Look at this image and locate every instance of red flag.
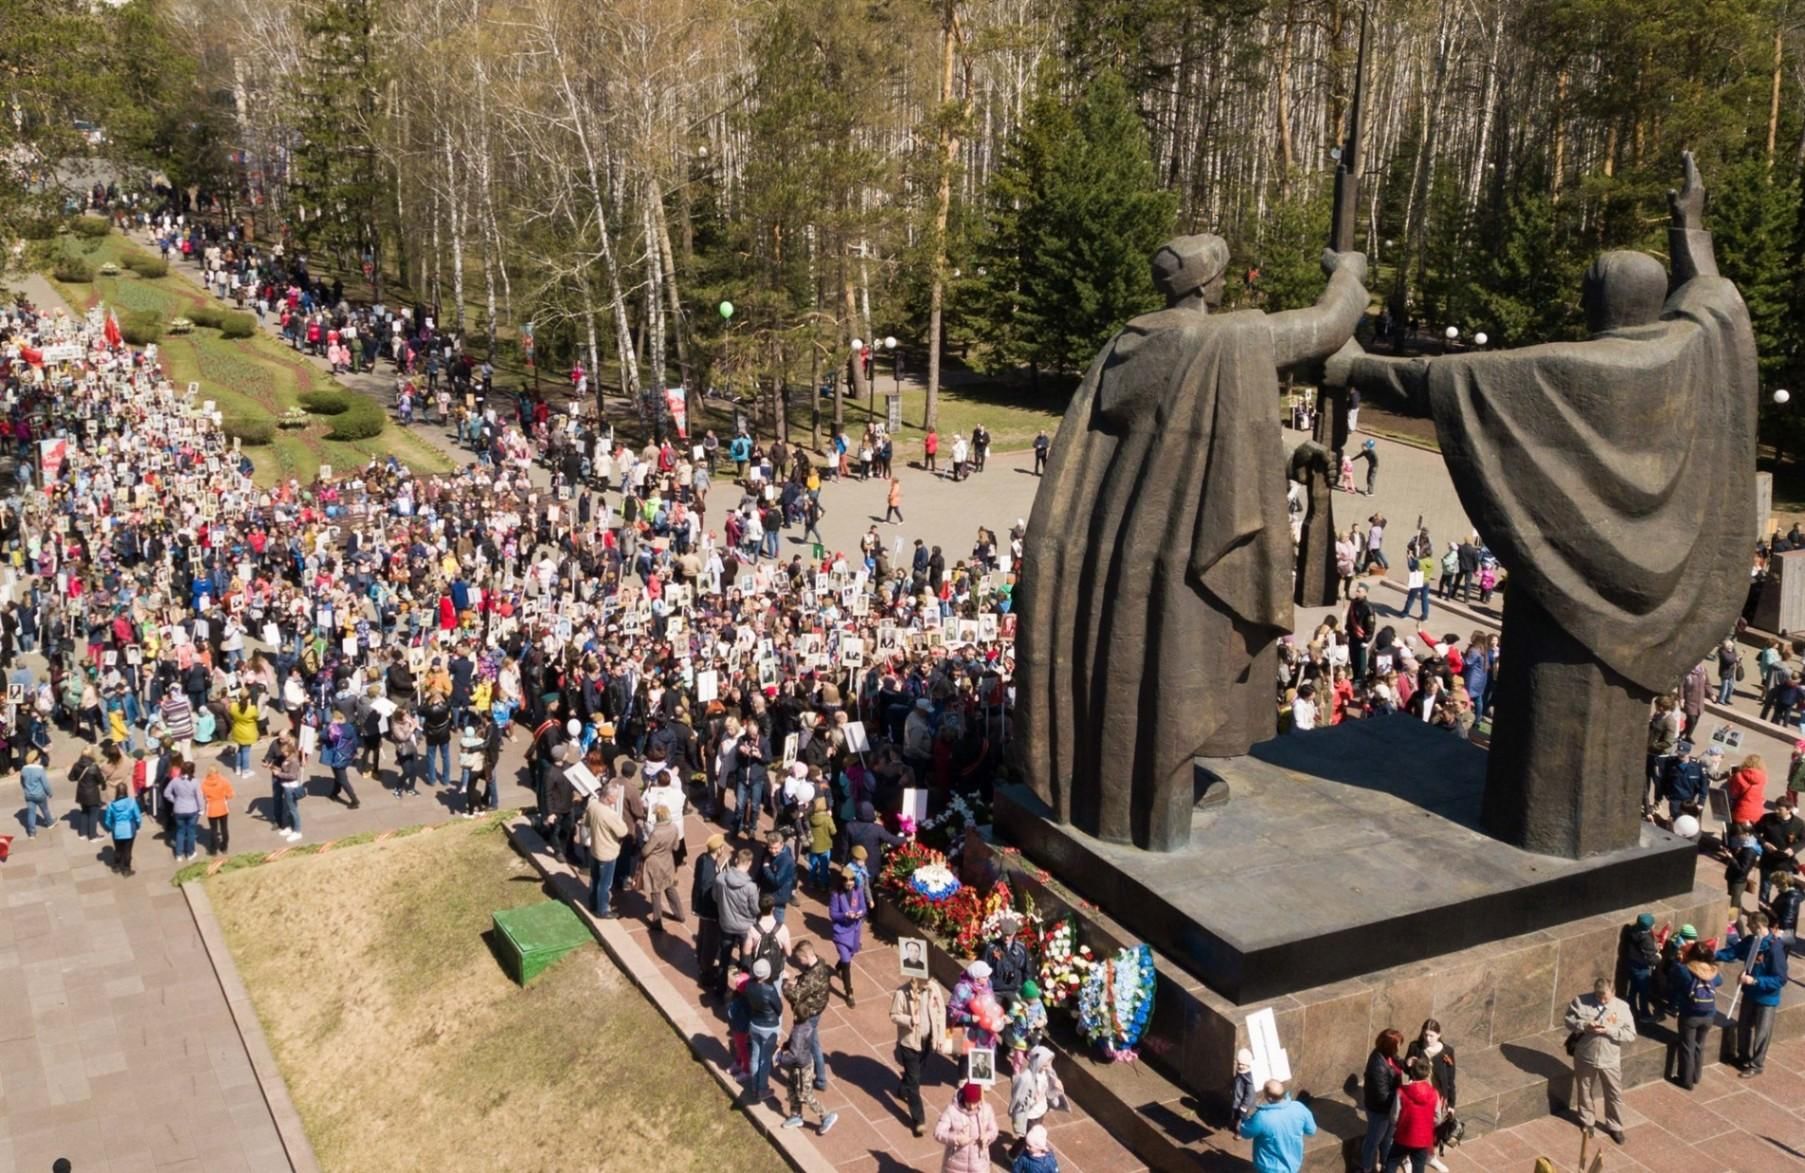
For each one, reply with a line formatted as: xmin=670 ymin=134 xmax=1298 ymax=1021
xmin=19 ymin=345 xmax=42 ymax=366
xmin=104 ymin=310 xmax=121 ymax=348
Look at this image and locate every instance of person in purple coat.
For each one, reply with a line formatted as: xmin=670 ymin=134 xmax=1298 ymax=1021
xmin=828 ymin=868 xmax=869 ymax=1007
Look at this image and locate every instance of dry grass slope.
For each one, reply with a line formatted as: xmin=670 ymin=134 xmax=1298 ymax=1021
xmin=207 ymin=820 xmax=785 ymax=1173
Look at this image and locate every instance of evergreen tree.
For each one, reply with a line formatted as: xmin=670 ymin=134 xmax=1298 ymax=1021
xmin=290 ymin=0 xmax=386 ymax=289
xmin=1711 ymin=157 xmax=1796 ymax=382
xmin=1246 ymin=187 xmax=1331 ymax=313
xmin=973 ymin=68 xmax=1175 ymax=382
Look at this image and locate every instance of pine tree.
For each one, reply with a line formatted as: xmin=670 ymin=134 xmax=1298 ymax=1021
xmin=973 ymin=68 xmax=1175 ymax=383
xmin=290 ymin=0 xmax=386 ymax=291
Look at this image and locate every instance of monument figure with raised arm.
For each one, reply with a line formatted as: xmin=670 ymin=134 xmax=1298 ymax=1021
xmin=1016 ymin=236 xmax=1368 ymax=852
xmin=1329 ymin=153 xmax=1756 ymax=858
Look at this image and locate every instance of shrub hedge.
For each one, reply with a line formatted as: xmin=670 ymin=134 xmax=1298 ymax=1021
xmin=70 ymin=216 xmax=111 ymax=239
xmin=118 ymin=310 xmax=162 ymax=346
xmin=52 ymin=257 xmax=94 ymax=283
xmin=189 ymin=304 xmax=225 ymax=329
xmin=298 ymin=389 xmax=351 ymax=415
xmin=222 ymin=417 xmax=275 ymax=446
xmin=218 ymin=311 xmax=257 ymax=339
xmin=325 ymin=395 xmax=386 ymax=441
xmin=124 ymin=255 xmax=169 ymax=278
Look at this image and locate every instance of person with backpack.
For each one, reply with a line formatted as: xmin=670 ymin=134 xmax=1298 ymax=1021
xmin=742 ymin=894 xmax=791 ymax=995
xmin=1670 ymin=942 xmax=1721 ymax=1090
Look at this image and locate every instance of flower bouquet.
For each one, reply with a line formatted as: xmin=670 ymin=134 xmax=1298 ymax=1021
xmin=1076 ymin=943 xmax=1156 ymax=1061
xmin=909 ymin=862 xmax=962 ymax=902
xmin=1037 ymin=918 xmax=1096 ymax=1012
xmin=948 ymin=880 xmax=1016 ymax=958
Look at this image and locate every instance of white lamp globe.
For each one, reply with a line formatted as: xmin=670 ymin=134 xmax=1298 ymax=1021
xmin=1474 ymin=332 xmax=1488 ymax=347
xmin=884 ymin=336 xmax=897 ymax=349
xmin=1776 ymin=389 xmax=1791 ymax=405
xmin=1445 ymin=326 xmax=1459 ymax=341
xmin=851 ymin=338 xmax=864 ymax=352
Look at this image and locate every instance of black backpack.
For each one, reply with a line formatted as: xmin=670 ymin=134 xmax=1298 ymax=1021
xmin=750 ymin=925 xmax=786 ymax=977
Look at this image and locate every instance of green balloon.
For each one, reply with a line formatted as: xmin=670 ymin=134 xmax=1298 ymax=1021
xmin=718 ymin=300 xmax=734 ymax=320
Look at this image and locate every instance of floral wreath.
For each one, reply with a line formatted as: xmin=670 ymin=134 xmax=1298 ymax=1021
xmin=1077 ymin=943 xmax=1155 ymax=1061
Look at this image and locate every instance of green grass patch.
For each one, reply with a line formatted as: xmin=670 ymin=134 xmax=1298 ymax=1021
xmin=299 ymin=389 xmax=352 ymax=415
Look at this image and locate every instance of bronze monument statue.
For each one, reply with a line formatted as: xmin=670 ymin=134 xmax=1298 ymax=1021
xmin=1016 ymin=237 xmax=1368 ymax=851
xmin=1329 ymin=153 xmax=1756 ymax=858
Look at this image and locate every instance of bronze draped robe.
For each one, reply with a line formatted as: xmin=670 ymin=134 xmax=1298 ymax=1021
xmin=1424 ymin=274 xmax=1756 ymax=855
xmin=1016 ymin=309 xmax=1292 ymax=850
xmin=1427 ymin=274 xmax=1755 ymax=697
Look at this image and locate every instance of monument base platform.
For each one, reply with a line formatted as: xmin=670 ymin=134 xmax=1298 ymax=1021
xmin=965 ymin=831 xmax=1802 ymax=1170
xmin=994 ymin=717 xmax=1700 ymax=1003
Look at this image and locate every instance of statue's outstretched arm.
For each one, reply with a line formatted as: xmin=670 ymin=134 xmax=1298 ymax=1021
xmin=1266 ymin=251 xmax=1368 ymax=371
xmin=1668 ymin=151 xmax=1719 ymax=286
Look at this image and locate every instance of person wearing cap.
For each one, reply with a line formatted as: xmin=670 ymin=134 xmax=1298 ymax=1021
xmin=1659 ymin=740 xmax=1706 ymax=825
xmin=692 ymin=833 xmax=730 ymax=990
xmin=1011 ymin=1122 xmax=1058 ymax=1173
xmin=982 ymin=914 xmax=1033 ymax=1009
xmin=739 ymin=956 xmax=784 ymax=1107
xmin=1616 ymin=913 xmax=1662 ymax=1023
xmin=934 ymin=1083 xmax=998 ymax=1173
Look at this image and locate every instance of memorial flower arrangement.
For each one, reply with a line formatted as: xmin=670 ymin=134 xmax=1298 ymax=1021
xmin=909 ymin=861 xmax=962 ymax=902
xmin=1037 ymin=918 xmax=1096 ymax=1011
xmin=1076 ymin=943 xmax=1156 ymax=1060
xmin=916 ymin=790 xmax=993 ymax=857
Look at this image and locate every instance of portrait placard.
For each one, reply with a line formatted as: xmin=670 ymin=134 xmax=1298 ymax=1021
xmin=898 ymin=938 xmax=931 ymax=980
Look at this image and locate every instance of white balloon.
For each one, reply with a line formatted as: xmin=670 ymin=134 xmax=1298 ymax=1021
xmin=1776 ymin=389 xmax=1792 ymax=405
xmin=566 ymin=718 xmax=581 ymax=737
xmin=1673 ymin=814 xmax=1700 ymax=839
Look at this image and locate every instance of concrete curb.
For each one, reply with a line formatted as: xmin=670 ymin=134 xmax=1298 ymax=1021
xmin=501 ymin=818 xmax=837 ymax=1173
xmin=182 ymin=880 xmax=322 ymax=1173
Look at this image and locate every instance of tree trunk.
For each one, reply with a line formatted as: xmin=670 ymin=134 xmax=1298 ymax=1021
xmin=925 ymin=0 xmax=960 ymax=433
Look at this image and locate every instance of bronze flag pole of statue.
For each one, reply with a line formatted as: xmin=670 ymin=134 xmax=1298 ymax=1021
xmin=1015 ymin=240 xmax=1368 ymax=852
xmin=1329 ymin=153 xmax=1756 ymax=858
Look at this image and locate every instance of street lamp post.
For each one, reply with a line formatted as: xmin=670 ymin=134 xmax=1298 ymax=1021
xmin=885 ymin=336 xmax=899 ymax=394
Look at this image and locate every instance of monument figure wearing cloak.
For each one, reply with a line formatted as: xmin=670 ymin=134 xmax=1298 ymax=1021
xmin=1017 ymin=236 xmax=1368 ymax=851
xmin=1331 ymin=155 xmax=1755 ymax=857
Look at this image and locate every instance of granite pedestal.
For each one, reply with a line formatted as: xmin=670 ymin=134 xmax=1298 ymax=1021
xmin=996 ymin=717 xmax=1699 ymax=1003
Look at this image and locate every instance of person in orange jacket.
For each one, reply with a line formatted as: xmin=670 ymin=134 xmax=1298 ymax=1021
xmin=201 ymin=765 xmax=236 ymax=856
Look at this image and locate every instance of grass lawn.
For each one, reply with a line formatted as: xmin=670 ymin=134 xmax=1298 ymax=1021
xmin=43 ymin=231 xmax=451 ymax=487
xmin=206 ymin=819 xmax=785 ymax=1173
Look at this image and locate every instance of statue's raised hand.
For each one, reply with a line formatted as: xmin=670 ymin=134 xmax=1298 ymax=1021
xmin=1668 ymin=151 xmax=1704 ymax=232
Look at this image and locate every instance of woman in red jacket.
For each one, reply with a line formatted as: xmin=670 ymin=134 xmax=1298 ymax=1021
xmin=1728 ymin=753 xmax=1768 ymax=826
xmin=1386 ymin=1055 xmax=1442 ymax=1173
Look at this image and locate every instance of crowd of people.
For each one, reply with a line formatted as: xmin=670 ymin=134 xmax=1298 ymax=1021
xmin=0 ymin=261 xmax=1056 ymax=1165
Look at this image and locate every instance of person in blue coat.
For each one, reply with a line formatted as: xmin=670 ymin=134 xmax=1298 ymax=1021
xmin=1240 ymin=1079 xmax=1317 ymax=1173
xmin=1717 ymin=911 xmax=1790 ymax=1077
xmin=101 ymin=782 xmax=142 ymax=876
xmin=1661 ymin=742 xmax=1708 ymax=822
xmin=760 ymin=829 xmax=797 ymax=925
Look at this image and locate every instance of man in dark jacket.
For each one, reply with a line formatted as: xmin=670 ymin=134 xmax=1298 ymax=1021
xmin=1616 ymin=912 xmax=1662 ymax=1023
xmin=845 ymin=801 xmax=906 ymax=877
xmin=1661 ymin=743 xmax=1707 ymax=822
xmin=692 ymin=834 xmax=727 ymax=991
xmin=760 ymin=829 xmax=797 ymax=925
xmin=781 ymin=940 xmax=836 ymax=1112
xmin=981 ymin=914 xmax=1033 ymax=1008
xmin=419 ymin=690 xmax=453 ymax=789
xmin=1757 ymin=794 xmax=1805 ymax=902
